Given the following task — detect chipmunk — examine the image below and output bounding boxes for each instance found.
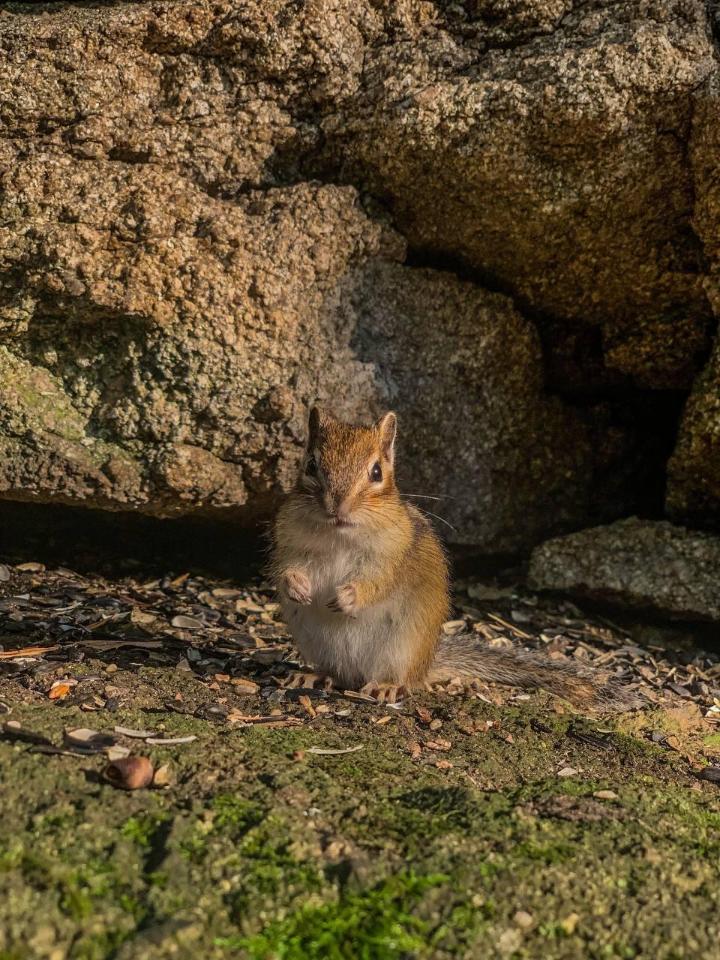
[271,407,637,710]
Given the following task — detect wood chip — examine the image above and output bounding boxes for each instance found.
[697,766,720,783]
[307,745,363,756]
[114,725,156,739]
[229,677,260,695]
[487,612,534,640]
[2,721,52,746]
[0,645,59,660]
[145,735,197,745]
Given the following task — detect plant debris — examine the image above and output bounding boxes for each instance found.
[0,560,719,769]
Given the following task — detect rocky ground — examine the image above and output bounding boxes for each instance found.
[1,558,719,959]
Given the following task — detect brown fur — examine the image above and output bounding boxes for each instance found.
[271,408,640,711]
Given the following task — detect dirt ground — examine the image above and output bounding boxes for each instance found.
[0,559,719,960]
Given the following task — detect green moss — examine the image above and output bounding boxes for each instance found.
[121,813,170,850]
[211,795,264,836]
[216,872,447,960]
[1,688,720,959]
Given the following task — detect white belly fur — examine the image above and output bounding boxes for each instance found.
[279,536,412,688]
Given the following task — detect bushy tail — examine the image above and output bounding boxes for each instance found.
[428,634,642,712]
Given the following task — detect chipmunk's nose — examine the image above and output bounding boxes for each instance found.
[336,501,352,523]
[324,492,353,524]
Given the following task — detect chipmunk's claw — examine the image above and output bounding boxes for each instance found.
[283,671,335,691]
[360,682,407,704]
[328,583,357,616]
[285,569,312,605]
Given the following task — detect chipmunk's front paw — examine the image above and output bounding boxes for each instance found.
[328,582,357,616]
[360,682,407,704]
[284,569,312,605]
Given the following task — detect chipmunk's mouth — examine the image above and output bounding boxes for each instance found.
[328,516,356,529]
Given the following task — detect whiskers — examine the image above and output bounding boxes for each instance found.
[402,494,457,534]
[417,509,457,534]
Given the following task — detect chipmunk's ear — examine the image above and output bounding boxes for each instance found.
[377,411,397,464]
[308,405,331,448]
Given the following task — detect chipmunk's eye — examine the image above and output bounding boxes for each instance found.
[306,456,318,477]
[370,461,382,483]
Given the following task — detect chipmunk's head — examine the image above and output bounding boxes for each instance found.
[298,406,398,530]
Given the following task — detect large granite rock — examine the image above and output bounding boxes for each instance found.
[529,518,720,621]
[1,0,720,549]
[329,0,717,390]
[0,157,600,551]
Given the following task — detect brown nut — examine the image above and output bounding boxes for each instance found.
[103,756,154,790]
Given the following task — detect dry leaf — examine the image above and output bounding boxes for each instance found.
[171,615,203,630]
[408,741,422,759]
[49,680,77,701]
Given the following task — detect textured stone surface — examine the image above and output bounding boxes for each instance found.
[0,163,393,515]
[666,73,720,529]
[529,518,720,621]
[2,0,720,547]
[332,0,716,390]
[0,152,600,550]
